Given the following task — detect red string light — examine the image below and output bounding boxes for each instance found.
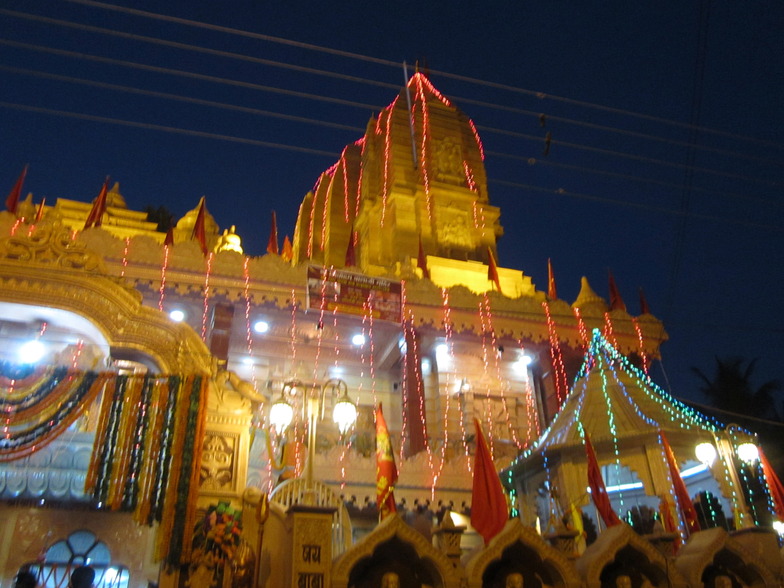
[201,253,213,341]
[120,237,130,279]
[468,118,485,161]
[603,312,619,349]
[632,317,650,373]
[243,256,258,391]
[542,301,568,407]
[477,295,495,458]
[381,99,398,226]
[414,76,433,221]
[10,218,21,236]
[158,244,169,312]
[572,307,591,350]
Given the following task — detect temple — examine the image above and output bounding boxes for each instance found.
[0,73,780,588]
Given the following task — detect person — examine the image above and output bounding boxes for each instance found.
[505,572,524,588]
[69,566,95,588]
[380,572,399,588]
[14,569,37,588]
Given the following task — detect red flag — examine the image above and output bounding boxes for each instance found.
[163,227,174,247]
[639,287,651,315]
[584,433,622,528]
[487,247,502,293]
[547,258,557,300]
[34,197,46,223]
[759,447,784,520]
[5,165,28,214]
[192,196,208,255]
[659,431,700,535]
[266,211,279,255]
[471,419,508,544]
[375,403,398,519]
[344,227,356,267]
[608,270,626,311]
[281,235,293,262]
[84,177,109,229]
[417,236,430,279]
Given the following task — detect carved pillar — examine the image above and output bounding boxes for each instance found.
[288,505,337,588]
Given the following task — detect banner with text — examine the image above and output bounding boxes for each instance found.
[306,266,402,323]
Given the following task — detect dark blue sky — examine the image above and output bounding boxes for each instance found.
[1,0,782,409]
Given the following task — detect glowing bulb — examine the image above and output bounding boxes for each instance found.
[421,357,432,375]
[269,399,294,432]
[18,340,45,363]
[169,309,185,322]
[333,398,358,435]
[351,334,366,346]
[773,520,784,536]
[253,320,269,334]
[737,443,759,464]
[435,343,449,357]
[695,442,717,467]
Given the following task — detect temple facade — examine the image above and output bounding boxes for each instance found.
[0,73,780,588]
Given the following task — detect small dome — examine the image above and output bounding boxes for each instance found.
[106,182,126,208]
[572,276,608,312]
[176,197,219,235]
[216,225,243,254]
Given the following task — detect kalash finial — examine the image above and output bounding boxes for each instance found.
[215,225,243,254]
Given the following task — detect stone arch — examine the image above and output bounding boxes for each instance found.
[675,527,777,587]
[575,524,687,588]
[0,221,212,374]
[331,514,461,588]
[464,520,581,588]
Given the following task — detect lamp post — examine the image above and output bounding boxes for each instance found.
[269,378,357,498]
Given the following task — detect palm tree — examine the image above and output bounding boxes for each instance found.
[691,357,782,421]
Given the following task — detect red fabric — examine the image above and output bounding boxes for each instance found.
[34,197,46,223]
[402,324,427,457]
[266,210,279,255]
[192,196,208,255]
[163,228,174,247]
[344,228,356,267]
[658,494,681,549]
[659,431,700,535]
[84,177,109,229]
[759,447,784,520]
[638,287,651,315]
[547,258,557,300]
[281,235,293,262]
[584,434,622,528]
[5,165,27,214]
[375,403,398,519]
[608,270,626,311]
[417,237,430,279]
[471,419,508,544]
[487,248,502,293]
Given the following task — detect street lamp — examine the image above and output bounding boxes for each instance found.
[268,378,358,496]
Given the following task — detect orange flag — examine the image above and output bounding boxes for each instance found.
[5,165,28,214]
[584,433,622,528]
[760,447,784,520]
[266,211,279,255]
[375,403,398,519]
[471,419,508,544]
[659,431,700,535]
[281,235,293,262]
[84,177,109,229]
[34,197,46,223]
[487,247,502,293]
[607,270,626,311]
[163,227,174,247]
[192,196,208,255]
[344,227,356,267]
[417,236,430,279]
[547,258,557,300]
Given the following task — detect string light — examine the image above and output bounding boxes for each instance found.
[631,317,650,373]
[572,307,591,350]
[200,253,213,341]
[414,75,434,221]
[603,312,619,349]
[542,301,569,407]
[355,137,365,218]
[319,165,339,253]
[158,244,169,312]
[468,118,485,161]
[242,256,258,392]
[381,98,398,227]
[120,237,130,279]
[463,160,477,193]
[341,148,350,223]
[10,218,22,236]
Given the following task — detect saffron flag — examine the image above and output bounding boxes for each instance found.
[659,431,700,535]
[84,177,109,229]
[471,419,508,544]
[584,433,622,528]
[163,227,174,247]
[192,196,208,255]
[344,228,356,267]
[375,403,398,519]
[417,236,430,279]
[639,287,651,315]
[266,211,279,255]
[547,258,557,300]
[759,447,784,520]
[607,270,626,311]
[487,248,502,293]
[34,197,46,223]
[281,235,293,262]
[5,165,27,215]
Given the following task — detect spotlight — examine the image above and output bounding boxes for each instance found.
[253,320,270,334]
[169,309,185,322]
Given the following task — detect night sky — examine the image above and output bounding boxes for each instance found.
[1,0,782,410]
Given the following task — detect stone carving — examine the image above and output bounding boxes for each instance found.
[0,221,107,273]
[200,434,236,491]
[433,137,464,182]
